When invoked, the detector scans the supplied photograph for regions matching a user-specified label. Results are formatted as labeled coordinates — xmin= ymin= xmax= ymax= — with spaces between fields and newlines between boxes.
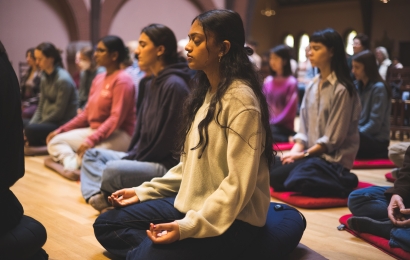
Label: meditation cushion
xmin=274 ymin=142 xmax=294 ymax=151
xmin=352 ymin=159 xmax=395 ymax=169
xmin=339 ymin=214 xmax=410 ymax=260
xmin=385 ymin=172 xmax=396 ymax=183
xmin=270 ymin=182 xmax=373 ymax=209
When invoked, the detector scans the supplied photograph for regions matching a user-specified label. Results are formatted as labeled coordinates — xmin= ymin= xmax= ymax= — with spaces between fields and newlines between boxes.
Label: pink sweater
xmin=56 ymin=70 xmax=136 ymax=147
xmin=263 ymin=75 xmax=298 ymax=131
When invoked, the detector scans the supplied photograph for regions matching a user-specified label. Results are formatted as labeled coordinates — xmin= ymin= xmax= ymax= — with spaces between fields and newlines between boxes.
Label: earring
xmin=218 ymin=54 xmax=222 ymax=63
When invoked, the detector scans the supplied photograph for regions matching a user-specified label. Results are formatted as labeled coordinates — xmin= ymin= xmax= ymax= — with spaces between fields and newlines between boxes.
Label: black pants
xmin=270 ymin=156 xmax=358 ymax=198
xmin=25 ymin=122 xmax=59 ymax=146
xmin=0 ymin=190 xmax=48 ymax=259
xmin=356 ymin=132 xmax=389 ymax=159
xmin=270 ymin=124 xmax=296 ymax=143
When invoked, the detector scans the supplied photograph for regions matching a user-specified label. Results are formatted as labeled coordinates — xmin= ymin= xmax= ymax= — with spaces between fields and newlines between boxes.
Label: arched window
xmin=298 ymin=34 xmax=310 ymax=62
xmin=345 ymin=30 xmax=357 ymax=55
xmin=284 ymin=34 xmax=294 ymax=48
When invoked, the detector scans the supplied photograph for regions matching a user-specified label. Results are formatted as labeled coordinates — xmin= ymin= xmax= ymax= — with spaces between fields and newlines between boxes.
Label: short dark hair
xmin=141 ymin=24 xmax=178 ymax=65
xmin=353 ymin=33 xmax=370 ymax=50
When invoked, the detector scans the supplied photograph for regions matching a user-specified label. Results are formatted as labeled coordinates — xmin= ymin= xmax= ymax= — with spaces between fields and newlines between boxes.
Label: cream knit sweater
xmin=134 ymin=80 xmax=270 ymax=240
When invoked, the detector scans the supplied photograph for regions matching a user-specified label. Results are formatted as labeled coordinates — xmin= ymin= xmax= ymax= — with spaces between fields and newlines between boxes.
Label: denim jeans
xmin=80 ymin=148 xmax=167 ymax=200
xmin=348 ymin=186 xmax=410 ymax=252
xmin=93 ymin=197 xmax=261 ymax=259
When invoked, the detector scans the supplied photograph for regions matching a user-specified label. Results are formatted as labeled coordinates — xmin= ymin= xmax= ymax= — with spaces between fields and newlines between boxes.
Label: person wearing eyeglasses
xmin=44 ymin=35 xmax=136 ymax=181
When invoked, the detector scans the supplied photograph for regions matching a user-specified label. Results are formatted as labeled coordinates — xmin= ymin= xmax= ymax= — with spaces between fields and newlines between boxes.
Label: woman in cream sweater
xmin=93 ymin=10 xmax=305 ymax=259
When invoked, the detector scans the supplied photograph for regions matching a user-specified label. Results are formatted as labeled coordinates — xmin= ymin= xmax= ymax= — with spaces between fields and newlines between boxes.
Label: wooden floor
xmin=11 ymin=150 xmax=401 ymax=260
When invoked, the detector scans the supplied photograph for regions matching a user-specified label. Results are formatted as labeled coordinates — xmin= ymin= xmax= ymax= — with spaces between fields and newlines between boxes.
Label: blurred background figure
xmin=24 ymin=42 xmax=78 ymax=156
xmin=375 ymin=46 xmax=392 ymax=80
xmin=247 ymin=40 xmax=262 ymax=70
xmin=297 ymin=46 xmax=317 ymax=113
xmin=121 ymin=41 xmax=145 ymax=99
xmin=20 ymin=47 xmax=41 ymax=123
xmin=77 ymin=46 xmax=104 ymax=114
xmin=264 ymin=44 xmax=298 ymax=143
xmin=352 ymin=50 xmax=391 ymax=159
xmin=352 ymin=33 xmax=370 ymax=55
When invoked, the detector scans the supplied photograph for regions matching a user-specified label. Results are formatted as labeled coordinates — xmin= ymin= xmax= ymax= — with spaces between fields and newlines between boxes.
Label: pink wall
xmin=108 ymin=0 xmax=200 ymax=43
xmin=0 ymin=0 xmax=70 ymax=76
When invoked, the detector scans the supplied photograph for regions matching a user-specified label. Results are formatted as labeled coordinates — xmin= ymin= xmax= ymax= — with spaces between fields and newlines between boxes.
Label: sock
xmin=347 ymin=216 xmax=393 ymax=239
xmin=63 ymin=155 xmax=79 ymax=171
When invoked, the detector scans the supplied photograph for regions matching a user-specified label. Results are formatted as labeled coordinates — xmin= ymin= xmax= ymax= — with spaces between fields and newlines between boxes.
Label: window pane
xmin=298 ymin=34 xmax=310 ymax=62
xmin=284 ymin=34 xmax=294 ymax=48
xmin=345 ymin=30 xmax=357 ymax=55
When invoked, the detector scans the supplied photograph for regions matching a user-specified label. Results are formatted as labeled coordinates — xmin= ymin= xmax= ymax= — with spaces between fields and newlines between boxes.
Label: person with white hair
xmin=375 ymin=46 xmax=392 ymax=80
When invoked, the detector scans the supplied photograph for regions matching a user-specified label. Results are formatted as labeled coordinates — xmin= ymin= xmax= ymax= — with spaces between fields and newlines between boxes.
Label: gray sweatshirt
xmin=30 ymin=67 xmax=78 ymax=125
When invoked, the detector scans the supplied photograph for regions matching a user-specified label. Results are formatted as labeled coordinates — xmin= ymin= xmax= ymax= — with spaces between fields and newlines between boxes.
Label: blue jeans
xmin=348 ymin=186 xmax=410 ymax=252
xmin=93 ymin=198 xmax=305 ymax=259
xmin=80 ymin=148 xmax=167 ymax=200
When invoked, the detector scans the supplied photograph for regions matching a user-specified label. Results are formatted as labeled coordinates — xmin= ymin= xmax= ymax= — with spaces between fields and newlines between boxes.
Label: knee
xmin=83 ymin=148 xmax=99 ymax=162
xmin=249 ymin=203 xmax=305 ymax=259
xmin=0 ymin=216 xmax=47 ymax=259
xmin=347 ymin=189 xmax=366 ymax=208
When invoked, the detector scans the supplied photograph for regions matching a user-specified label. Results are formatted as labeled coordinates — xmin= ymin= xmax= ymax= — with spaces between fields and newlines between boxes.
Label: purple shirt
xmin=263 ymin=75 xmax=298 ymax=131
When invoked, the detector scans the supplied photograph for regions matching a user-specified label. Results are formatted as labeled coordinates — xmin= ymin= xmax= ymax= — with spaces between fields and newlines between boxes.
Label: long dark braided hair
xmin=176 ymin=9 xmax=274 ymax=165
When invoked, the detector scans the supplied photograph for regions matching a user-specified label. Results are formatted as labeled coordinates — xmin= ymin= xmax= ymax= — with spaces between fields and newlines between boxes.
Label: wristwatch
xmin=303 ymin=149 xmax=310 ymax=158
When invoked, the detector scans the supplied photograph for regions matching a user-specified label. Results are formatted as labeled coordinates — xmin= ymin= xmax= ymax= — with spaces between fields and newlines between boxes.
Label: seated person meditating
xmin=92 ymin=10 xmax=305 ymax=259
xmin=45 ymin=36 xmax=136 ymax=181
xmin=24 ymin=42 xmax=78 ymax=156
xmin=20 ymin=47 xmax=41 ymax=123
xmin=348 ymin=145 xmax=410 ymax=252
xmin=270 ymin=28 xmax=361 ymax=198
xmin=0 ymin=41 xmax=48 ymax=260
xmin=352 ymin=50 xmax=391 ymax=159
xmin=81 ymin=24 xmax=191 ymax=213
xmin=263 ymin=44 xmax=297 ymax=143
xmin=77 ymin=46 xmax=105 ymax=113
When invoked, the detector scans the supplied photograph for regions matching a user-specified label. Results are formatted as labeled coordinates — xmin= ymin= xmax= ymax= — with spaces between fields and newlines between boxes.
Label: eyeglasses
xmin=95 ymin=48 xmax=108 ymax=53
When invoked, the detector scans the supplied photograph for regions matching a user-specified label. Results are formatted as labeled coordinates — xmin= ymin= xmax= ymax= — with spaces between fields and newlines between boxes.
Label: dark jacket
xmin=123 ymin=62 xmax=191 ymax=170
xmin=0 ymin=50 xmax=25 ymax=192
xmin=385 ymin=146 xmax=410 ymax=205
xmin=356 ymin=80 xmax=390 ymax=141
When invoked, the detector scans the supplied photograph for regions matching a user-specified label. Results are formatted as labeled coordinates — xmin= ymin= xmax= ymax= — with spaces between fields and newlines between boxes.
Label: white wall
xmin=108 ymin=0 xmax=200 ymax=43
xmin=0 ymin=0 xmax=70 ymax=77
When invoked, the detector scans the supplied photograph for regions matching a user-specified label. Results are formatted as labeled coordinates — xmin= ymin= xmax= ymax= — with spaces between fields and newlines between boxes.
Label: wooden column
xmin=360 ymin=0 xmax=373 ymax=40
xmin=90 ymin=0 xmax=101 ymax=47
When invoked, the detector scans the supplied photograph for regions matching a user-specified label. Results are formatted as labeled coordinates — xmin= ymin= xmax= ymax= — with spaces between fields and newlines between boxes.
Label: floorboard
xmin=11 ymin=143 xmax=401 ymax=260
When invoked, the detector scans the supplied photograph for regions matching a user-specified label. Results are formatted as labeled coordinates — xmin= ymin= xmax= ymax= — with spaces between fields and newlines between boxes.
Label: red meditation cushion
xmin=269 ymin=182 xmax=373 ymax=209
xmin=339 ymin=214 xmax=410 ymax=260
